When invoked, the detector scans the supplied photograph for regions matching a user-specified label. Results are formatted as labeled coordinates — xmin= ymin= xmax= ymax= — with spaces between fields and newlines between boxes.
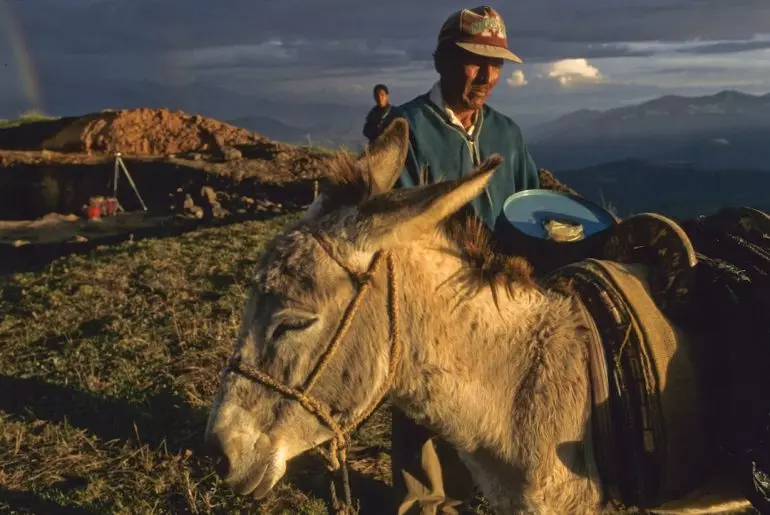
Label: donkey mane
xmin=315 ymin=152 xmax=536 ymax=300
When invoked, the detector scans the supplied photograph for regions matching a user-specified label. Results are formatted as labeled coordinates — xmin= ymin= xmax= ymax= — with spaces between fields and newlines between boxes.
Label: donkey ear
xmin=358 ymin=155 xmax=503 ymax=247
xmin=358 ymin=118 xmax=410 ymax=195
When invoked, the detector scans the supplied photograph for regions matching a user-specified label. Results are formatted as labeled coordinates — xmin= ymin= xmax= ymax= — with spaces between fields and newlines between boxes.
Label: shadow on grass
xmin=0 ymin=486 xmax=96 ymax=515
xmin=0 ymin=374 xmax=397 ymax=513
xmin=0 ymin=375 xmax=206 ymax=455
xmin=284 ymin=453 xmax=396 ymax=514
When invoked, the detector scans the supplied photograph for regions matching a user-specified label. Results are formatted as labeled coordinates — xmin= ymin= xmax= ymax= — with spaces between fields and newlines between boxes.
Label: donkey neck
xmin=389 ymin=242 xmax=591 ymax=462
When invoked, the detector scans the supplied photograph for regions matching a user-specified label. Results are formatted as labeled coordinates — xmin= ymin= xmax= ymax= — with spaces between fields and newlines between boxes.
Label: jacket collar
xmin=427 ymin=81 xmax=480 ymax=137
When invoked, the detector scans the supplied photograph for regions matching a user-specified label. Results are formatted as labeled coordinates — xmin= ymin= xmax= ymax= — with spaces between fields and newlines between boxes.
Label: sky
xmin=2 ymin=0 xmax=770 ymax=128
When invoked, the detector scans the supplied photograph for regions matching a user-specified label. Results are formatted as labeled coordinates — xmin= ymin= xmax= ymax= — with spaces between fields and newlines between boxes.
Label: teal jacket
xmin=391 ymin=94 xmax=539 ymax=229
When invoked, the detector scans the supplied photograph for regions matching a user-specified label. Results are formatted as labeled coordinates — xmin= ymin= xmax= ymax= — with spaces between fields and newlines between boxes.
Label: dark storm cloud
xmin=10 ymin=0 xmax=770 ymax=67
xmin=682 ymin=39 xmax=770 ymax=55
xmin=652 ymin=66 xmax=729 ymax=75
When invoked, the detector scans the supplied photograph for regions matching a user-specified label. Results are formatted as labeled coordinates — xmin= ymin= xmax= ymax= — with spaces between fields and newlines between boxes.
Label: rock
xmin=221 ymin=146 xmax=243 ymax=161
xmin=200 ymin=186 xmax=221 ymax=209
xmin=212 ymin=206 xmax=230 ymax=219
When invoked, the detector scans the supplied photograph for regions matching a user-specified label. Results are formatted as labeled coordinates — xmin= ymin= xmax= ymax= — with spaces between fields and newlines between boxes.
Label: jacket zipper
xmin=432 ymin=112 xmax=493 ymax=205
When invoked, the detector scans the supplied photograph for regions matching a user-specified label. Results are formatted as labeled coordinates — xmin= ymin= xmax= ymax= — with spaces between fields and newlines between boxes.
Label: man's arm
xmin=537 ymin=168 xmax=578 ymax=195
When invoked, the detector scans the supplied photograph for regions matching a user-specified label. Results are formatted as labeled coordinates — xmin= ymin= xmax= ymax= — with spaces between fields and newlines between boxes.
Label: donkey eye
xmin=267 ymin=314 xmax=317 ymax=342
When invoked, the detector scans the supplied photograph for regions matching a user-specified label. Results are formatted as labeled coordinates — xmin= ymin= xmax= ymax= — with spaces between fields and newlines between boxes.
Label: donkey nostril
xmin=214 ymin=453 xmax=231 ymax=479
xmin=206 ymin=439 xmax=232 ymax=479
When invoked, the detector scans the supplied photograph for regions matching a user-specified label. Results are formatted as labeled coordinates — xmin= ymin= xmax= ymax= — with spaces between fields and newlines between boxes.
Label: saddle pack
xmin=498 ymin=204 xmax=770 ymax=511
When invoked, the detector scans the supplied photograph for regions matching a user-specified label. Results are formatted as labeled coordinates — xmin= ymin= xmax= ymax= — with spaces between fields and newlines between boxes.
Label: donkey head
xmin=204 ymin=119 xmax=501 ymax=499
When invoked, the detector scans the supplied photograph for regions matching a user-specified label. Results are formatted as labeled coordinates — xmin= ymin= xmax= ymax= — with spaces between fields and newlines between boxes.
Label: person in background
xmin=388 ymin=5 xmax=540 ymax=514
xmin=363 ymin=84 xmax=393 ymax=143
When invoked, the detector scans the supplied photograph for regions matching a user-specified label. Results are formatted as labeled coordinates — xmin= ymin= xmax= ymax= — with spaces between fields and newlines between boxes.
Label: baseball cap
xmin=437 ymin=5 xmax=522 ymax=63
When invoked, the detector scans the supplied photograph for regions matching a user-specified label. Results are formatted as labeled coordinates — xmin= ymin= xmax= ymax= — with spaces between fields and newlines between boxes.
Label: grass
xmin=0 ymin=213 xmax=496 ymax=514
xmin=0 ymin=214 xmax=399 ymax=514
xmin=0 ymin=110 xmax=59 ymax=129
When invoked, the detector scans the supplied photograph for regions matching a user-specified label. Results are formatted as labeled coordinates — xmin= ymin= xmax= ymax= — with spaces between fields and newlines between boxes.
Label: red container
xmin=87 ymin=204 xmax=102 ymax=220
xmin=86 ymin=196 xmax=104 ymax=220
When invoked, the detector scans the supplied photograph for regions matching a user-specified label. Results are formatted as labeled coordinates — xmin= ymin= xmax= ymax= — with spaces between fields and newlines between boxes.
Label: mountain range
xmin=527 ymin=90 xmax=770 ymax=171
xmin=554 ymin=159 xmax=770 ymax=220
xmin=228 ymin=115 xmax=366 ymax=152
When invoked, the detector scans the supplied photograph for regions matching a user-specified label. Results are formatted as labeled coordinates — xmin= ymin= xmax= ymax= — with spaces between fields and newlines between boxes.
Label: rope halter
xmin=223 ymin=241 xmax=402 ymax=514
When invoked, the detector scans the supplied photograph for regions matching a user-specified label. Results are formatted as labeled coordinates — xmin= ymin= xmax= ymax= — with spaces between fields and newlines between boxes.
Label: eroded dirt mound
xmin=42 ymin=108 xmax=266 ymax=156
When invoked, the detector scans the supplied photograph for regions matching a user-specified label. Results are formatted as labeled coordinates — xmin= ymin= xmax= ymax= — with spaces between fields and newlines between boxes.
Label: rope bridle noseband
xmin=223 ymin=237 xmax=402 ymax=514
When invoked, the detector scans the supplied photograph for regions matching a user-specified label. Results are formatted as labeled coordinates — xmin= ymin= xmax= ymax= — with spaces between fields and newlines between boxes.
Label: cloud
xmin=506 ymin=70 xmax=528 ymax=88
xmin=543 ymin=59 xmax=605 ymax=86
xmin=168 ymin=40 xmax=297 ymax=69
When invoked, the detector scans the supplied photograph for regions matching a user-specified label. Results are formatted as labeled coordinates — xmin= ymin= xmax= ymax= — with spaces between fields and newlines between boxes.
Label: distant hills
xmin=554 ymin=158 xmax=770 ymax=220
xmin=229 ymin=115 xmax=365 ymax=152
xmin=528 ymin=90 xmax=770 ymax=171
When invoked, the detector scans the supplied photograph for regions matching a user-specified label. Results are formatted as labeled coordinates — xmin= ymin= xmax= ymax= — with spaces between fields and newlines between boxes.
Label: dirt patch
xmin=59 ymin=108 xmax=266 ymax=156
xmin=0 ymin=108 xmax=268 ymax=157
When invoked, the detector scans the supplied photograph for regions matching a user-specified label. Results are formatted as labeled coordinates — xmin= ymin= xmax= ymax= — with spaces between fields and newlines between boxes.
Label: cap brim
xmin=455 ymin=42 xmax=523 ymax=63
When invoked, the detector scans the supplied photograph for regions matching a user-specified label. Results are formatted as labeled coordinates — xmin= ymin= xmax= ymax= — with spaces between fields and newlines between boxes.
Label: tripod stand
xmin=110 ymin=152 xmax=148 ymax=212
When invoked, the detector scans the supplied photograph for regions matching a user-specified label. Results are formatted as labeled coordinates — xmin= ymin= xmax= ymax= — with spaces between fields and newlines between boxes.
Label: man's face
xmin=375 ymin=89 xmax=389 ymax=107
xmin=441 ymin=48 xmax=504 ymax=111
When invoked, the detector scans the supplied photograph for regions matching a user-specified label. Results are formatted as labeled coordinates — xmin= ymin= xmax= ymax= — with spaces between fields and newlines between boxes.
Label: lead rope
xmin=329 ymin=446 xmax=352 ymax=514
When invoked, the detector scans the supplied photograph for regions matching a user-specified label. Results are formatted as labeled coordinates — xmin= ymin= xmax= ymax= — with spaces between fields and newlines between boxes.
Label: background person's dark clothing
xmin=363 ymin=105 xmax=393 ymax=142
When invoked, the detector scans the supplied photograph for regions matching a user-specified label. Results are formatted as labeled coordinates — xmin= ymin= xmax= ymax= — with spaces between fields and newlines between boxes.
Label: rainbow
xmin=0 ymin=1 xmax=44 ymax=114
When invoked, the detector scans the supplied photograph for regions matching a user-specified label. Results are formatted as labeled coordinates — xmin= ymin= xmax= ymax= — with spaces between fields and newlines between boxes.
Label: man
xmin=392 ymin=5 xmax=539 ymax=231
xmin=388 ymin=6 xmax=540 ymax=514
xmin=363 ymin=84 xmax=393 ymax=143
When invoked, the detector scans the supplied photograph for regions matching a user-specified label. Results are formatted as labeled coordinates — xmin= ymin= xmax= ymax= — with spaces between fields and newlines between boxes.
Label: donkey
xmin=205 ymin=119 xmax=749 ymax=514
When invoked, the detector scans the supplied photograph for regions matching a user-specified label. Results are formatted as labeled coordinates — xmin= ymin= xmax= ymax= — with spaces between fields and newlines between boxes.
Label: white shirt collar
xmin=428 ymin=81 xmax=476 ymax=136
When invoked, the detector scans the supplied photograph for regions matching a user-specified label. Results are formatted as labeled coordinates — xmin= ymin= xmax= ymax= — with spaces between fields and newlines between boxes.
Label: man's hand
xmin=537 ymin=168 xmax=578 ymax=195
